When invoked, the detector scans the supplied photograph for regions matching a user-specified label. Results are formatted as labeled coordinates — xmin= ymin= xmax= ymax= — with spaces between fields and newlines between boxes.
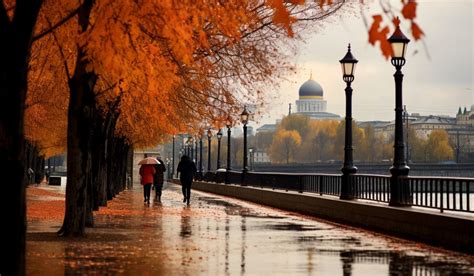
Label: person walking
xmin=177 ymin=155 xmax=196 ymax=205
xmin=153 ymin=154 xmax=166 ymax=202
xmin=139 ymin=164 xmax=155 ymax=204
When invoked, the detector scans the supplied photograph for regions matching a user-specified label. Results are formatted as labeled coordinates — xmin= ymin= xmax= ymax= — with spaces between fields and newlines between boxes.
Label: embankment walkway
xmin=26 ymin=183 xmax=474 ymax=275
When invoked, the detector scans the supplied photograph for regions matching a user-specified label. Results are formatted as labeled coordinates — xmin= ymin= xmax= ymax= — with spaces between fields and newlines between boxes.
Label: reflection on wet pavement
xmin=27 ymin=182 xmax=474 ymax=275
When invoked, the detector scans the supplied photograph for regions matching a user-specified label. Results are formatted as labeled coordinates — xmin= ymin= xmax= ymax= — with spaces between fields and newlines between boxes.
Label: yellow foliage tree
xmin=425 ymin=130 xmax=454 ymax=162
xmin=269 ymin=129 xmax=301 ymax=164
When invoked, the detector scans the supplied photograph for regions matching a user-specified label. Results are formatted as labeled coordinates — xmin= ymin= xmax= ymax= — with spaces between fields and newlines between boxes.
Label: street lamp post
xmin=166 ymin=158 xmax=171 ymax=179
xmin=182 ymin=136 xmax=186 ymax=157
xmin=172 ymin=135 xmax=175 ymax=178
xmin=388 ymin=20 xmax=411 ymax=206
xmin=339 ymin=43 xmax=358 ymax=200
xmin=188 ymin=136 xmax=194 ymax=161
xmin=217 ymin=129 xmax=223 ymax=169
xmin=194 ymin=136 xmax=198 ymax=163
xmin=185 ymin=140 xmax=189 ymax=156
xmin=185 ymin=137 xmax=190 ymax=156
xmin=207 ymin=129 xmax=212 ymax=173
xmin=249 ymin=148 xmax=254 ymax=171
xmin=225 ymin=118 xmax=232 ymax=184
xmin=241 ymin=107 xmax=249 ymax=185
xmin=199 ymin=135 xmax=203 ymax=179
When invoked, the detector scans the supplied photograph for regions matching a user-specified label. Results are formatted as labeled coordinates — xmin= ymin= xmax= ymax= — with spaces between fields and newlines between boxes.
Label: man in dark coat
xmin=153 ymin=155 xmax=166 ymax=202
xmin=177 ymin=155 xmax=196 ymax=205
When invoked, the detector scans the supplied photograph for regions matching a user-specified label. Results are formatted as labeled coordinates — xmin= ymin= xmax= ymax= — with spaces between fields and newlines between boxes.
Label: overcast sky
xmin=256 ymin=0 xmax=473 ymax=126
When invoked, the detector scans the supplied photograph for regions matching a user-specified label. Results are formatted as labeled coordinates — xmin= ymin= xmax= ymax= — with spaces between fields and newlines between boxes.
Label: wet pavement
xmin=26 ymin=183 xmax=474 ymax=275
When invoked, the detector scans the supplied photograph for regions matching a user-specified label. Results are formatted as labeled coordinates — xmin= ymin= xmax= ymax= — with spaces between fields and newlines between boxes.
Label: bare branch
xmin=32 ymin=6 xmax=80 ymax=42
xmin=45 ymin=17 xmax=71 ymax=80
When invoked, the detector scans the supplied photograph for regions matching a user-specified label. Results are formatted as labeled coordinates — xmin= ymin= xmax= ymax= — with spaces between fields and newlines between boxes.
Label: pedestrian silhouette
xmin=27 ymin=168 xmax=34 ymax=185
xmin=139 ymin=164 xmax=155 ymax=204
xmin=153 ymin=154 xmax=166 ymax=202
xmin=177 ymin=155 xmax=196 ymax=205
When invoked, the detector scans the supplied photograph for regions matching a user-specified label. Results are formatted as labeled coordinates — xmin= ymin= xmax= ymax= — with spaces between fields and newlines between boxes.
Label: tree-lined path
xmin=26 ymin=183 xmax=474 ymax=275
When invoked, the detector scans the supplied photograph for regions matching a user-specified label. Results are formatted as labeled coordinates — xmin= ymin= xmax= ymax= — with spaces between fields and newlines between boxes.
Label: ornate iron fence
xmin=199 ymin=170 xmax=474 ymax=213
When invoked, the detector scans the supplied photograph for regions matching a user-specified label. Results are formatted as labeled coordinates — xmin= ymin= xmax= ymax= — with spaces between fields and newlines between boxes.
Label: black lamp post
xmin=186 ymin=136 xmax=191 ymax=156
xmin=216 ymin=129 xmax=223 ymax=169
xmin=182 ymin=136 xmax=186 ymax=157
xmin=194 ymin=136 xmax=198 ymax=163
xmin=185 ymin=139 xmax=189 ymax=156
xmin=241 ymin=107 xmax=249 ymax=177
xmin=188 ymin=136 xmax=194 ymax=161
xmin=339 ymin=43 xmax=358 ymax=200
xmin=199 ymin=135 xmax=203 ymax=179
xmin=207 ymin=129 xmax=212 ymax=173
xmin=172 ymin=135 xmax=175 ymax=178
xmin=388 ymin=21 xmax=411 ymax=206
xmin=166 ymin=158 xmax=171 ymax=179
xmin=225 ymin=118 xmax=232 ymax=184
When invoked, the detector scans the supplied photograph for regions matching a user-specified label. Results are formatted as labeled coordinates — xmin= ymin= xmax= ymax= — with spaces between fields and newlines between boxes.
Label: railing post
xmin=440 ymin=179 xmax=444 ymax=213
xmin=319 ymin=175 xmax=323 ymax=196
xmin=298 ymin=176 xmax=303 ymax=193
xmin=390 ymin=175 xmax=412 ymax=206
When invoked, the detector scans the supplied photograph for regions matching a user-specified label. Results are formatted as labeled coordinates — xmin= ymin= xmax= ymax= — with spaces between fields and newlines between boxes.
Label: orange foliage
xmin=25 ymin=7 xmax=77 ymax=157
xmin=367 ymin=0 xmax=424 ymax=59
xmin=401 ymin=1 xmax=417 ymax=20
xmin=368 ymin=15 xmax=392 ymax=59
xmin=28 ymin=0 xmax=424 ymax=154
xmin=26 ymin=0 xmax=345 ymax=151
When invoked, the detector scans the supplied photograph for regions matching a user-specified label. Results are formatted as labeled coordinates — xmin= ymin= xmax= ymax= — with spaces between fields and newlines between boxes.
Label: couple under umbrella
xmin=139 ymin=154 xmax=196 ymax=205
xmin=138 ymin=155 xmax=166 ymax=204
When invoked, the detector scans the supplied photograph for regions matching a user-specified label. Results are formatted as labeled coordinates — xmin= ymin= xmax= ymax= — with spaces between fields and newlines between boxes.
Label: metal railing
xmin=301 ymin=174 xmax=341 ymax=196
xmin=409 ymin=176 xmax=473 ymax=213
xmin=350 ymin=174 xmax=391 ymax=203
xmin=200 ymin=170 xmax=474 ymax=213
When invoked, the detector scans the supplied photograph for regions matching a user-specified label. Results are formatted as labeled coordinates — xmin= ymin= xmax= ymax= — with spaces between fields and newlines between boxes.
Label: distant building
xmin=256 ymin=124 xmax=276 ymax=134
xmin=409 ymin=115 xmax=456 ymax=139
xmin=294 ymin=74 xmax=341 ymax=120
xmin=256 ymin=74 xmax=341 ymax=134
xmin=457 ymin=105 xmax=474 ymax=127
xmin=362 ymin=106 xmax=474 ymax=161
xmin=252 ymin=149 xmax=270 ymax=163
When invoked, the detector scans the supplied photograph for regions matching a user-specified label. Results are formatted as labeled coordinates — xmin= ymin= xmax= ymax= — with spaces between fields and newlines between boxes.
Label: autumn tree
xmin=298 ymin=120 xmax=338 ymax=163
xmin=0 ymin=1 xmax=71 ymax=274
xmin=279 ymin=115 xmax=311 ymax=139
xmin=269 ymin=129 xmax=301 ymax=164
xmin=424 ymin=130 xmax=454 ymax=162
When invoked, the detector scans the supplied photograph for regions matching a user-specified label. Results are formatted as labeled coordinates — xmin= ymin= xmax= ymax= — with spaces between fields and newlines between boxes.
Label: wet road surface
xmin=26 ymin=182 xmax=474 ymax=275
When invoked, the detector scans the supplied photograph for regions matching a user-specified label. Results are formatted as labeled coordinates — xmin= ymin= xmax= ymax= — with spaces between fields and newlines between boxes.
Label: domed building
xmin=294 ymin=74 xmax=341 ymax=120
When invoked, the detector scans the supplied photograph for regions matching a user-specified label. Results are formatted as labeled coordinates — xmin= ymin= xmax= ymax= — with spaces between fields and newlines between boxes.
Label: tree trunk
xmin=0 ymin=2 xmax=44 ymax=274
xmin=106 ymin=136 xmax=130 ymax=198
xmin=58 ymin=60 xmax=97 ymax=236
xmin=58 ymin=0 xmax=96 ymax=237
xmin=107 ymin=136 xmax=118 ymax=199
xmin=91 ymin=111 xmax=106 ymax=210
xmin=0 ymin=68 xmax=28 ymax=276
